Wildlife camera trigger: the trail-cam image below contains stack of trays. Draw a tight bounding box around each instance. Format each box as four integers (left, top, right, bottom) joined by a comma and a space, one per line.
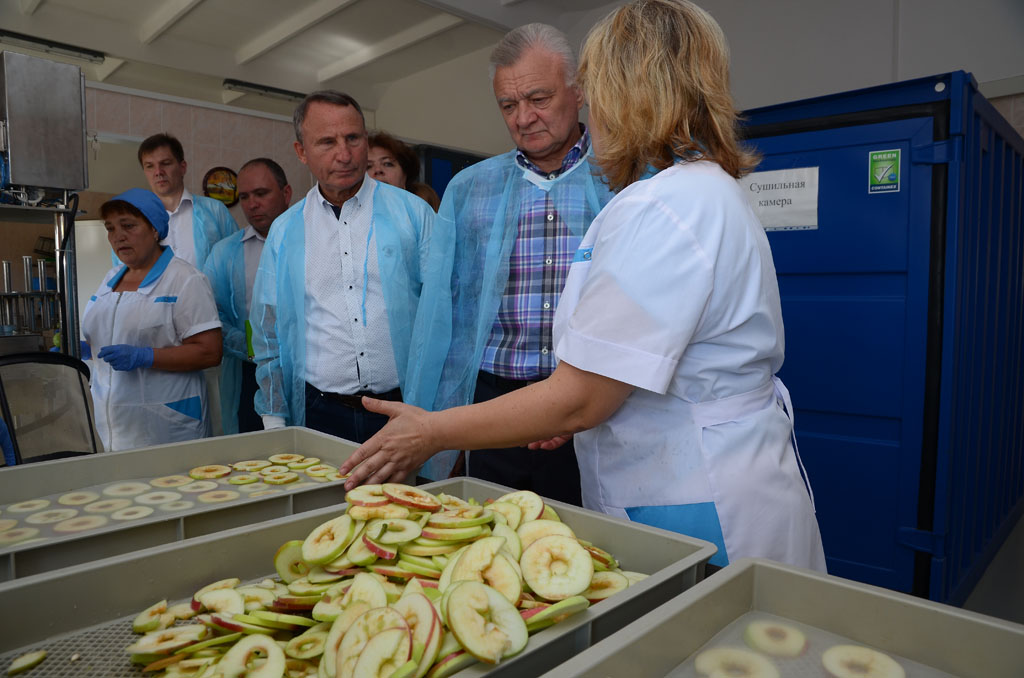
0, 427, 374, 581
0, 478, 716, 678
537, 558, 1024, 678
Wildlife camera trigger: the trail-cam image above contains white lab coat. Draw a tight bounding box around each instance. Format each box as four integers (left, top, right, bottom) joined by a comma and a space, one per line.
553, 160, 826, 571
83, 248, 221, 452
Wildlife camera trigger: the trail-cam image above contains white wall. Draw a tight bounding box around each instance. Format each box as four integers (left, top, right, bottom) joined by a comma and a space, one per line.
374, 45, 512, 156
565, 0, 1024, 110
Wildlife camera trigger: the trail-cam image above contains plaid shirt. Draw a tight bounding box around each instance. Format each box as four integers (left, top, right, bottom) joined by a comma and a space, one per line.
480, 126, 591, 380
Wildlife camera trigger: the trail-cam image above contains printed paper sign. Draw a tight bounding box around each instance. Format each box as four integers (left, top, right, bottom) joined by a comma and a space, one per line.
739, 167, 819, 231
869, 149, 901, 193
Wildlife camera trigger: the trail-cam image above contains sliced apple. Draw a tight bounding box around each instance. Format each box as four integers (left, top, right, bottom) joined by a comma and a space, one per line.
348, 504, 411, 521
491, 524, 521, 562
287, 456, 321, 470
347, 533, 379, 567
218, 633, 287, 678
424, 649, 476, 678
132, 599, 168, 633
272, 594, 321, 611
250, 610, 318, 628
350, 627, 413, 678
486, 502, 522, 531
102, 481, 152, 496
232, 459, 273, 472
333, 607, 408, 678
288, 578, 336, 597
57, 490, 100, 506
191, 578, 241, 611
178, 481, 219, 494
436, 494, 471, 509
168, 602, 197, 620
6, 650, 47, 676
25, 508, 79, 525
392, 592, 442, 678
52, 515, 108, 532
744, 619, 807, 658
516, 519, 574, 551
399, 542, 462, 557
284, 629, 328, 660
305, 464, 337, 477
540, 504, 561, 522
228, 474, 261, 485
209, 612, 276, 636
125, 624, 209, 655
583, 544, 618, 570
363, 535, 399, 561
263, 471, 300, 485
419, 524, 485, 542
150, 474, 193, 488
383, 484, 442, 512
345, 485, 389, 507
426, 507, 493, 530
694, 647, 780, 678
173, 632, 242, 655
365, 518, 422, 546
275, 540, 312, 583
581, 570, 629, 604
520, 535, 593, 601
493, 491, 543, 523
188, 465, 233, 480
445, 581, 528, 664
303, 515, 357, 564
197, 588, 245, 616
520, 596, 589, 633
821, 645, 905, 678
83, 498, 131, 513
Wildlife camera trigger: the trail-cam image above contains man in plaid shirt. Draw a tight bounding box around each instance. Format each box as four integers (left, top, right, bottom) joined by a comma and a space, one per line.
406, 24, 614, 502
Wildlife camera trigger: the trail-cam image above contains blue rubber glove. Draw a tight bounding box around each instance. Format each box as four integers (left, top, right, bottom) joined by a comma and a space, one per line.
97, 344, 154, 371
80, 341, 92, 360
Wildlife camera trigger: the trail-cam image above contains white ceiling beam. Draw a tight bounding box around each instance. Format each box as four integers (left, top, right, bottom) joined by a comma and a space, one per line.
90, 57, 125, 82
139, 0, 206, 45
317, 13, 462, 82
235, 0, 359, 65
19, 0, 43, 16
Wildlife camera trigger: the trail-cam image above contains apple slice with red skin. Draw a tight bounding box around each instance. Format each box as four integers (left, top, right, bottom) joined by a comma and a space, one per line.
363, 533, 399, 560
391, 592, 442, 678
350, 626, 413, 678
132, 599, 168, 633
581, 570, 630, 604
209, 613, 276, 636
303, 514, 357, 565
419, 524, 486, 542
124, 624, 209, 655
333, 607, 409, 678
190, 577, 241, 611
425, 650, 477, 678
345, 484, 390, 507
493, 491, 544, 523
520, 595, 589, 633
383, 483, 443, 512
426, 507, 494, 530
445, 581, 528, 664
218, 633, 287, 678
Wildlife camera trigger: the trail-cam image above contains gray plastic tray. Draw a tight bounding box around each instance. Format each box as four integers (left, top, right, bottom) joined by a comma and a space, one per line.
0, 427, 370, 581
538, 558, 1024, 678
0, 477, 716, 678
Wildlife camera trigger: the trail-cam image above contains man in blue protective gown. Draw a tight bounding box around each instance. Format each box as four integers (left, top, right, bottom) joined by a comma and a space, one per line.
137, 133, 237, 271
405, 24, 615, 501
204, 159, 292, 434
250, 91, 434, 443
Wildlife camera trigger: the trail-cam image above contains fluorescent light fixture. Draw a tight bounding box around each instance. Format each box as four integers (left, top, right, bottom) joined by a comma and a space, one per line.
0, 29, 105, 64
223, 78, 306, 103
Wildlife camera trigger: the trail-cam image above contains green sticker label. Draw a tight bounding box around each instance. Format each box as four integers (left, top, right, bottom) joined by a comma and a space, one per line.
869, 149, 900, 194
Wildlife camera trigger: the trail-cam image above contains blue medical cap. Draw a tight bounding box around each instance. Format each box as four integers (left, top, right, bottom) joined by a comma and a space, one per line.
110, 188, 169, 240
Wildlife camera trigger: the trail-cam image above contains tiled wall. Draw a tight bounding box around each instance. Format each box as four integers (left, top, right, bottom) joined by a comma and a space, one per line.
990, 94, 1024, 140
85, 86, 313, 223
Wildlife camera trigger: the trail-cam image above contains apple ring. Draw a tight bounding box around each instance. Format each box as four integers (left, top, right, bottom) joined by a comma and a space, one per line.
197, 490, 240, 503
178, 481, 219, 494
135, 491, 183, 505
227, 473, 260, 485
111, 505, 155, 521
263, 472, 299, 485
58, 490, 100, 506
268, 453, 305, 465
25, 508, 79, 525
287, 457, 321, 469
7, 499, 50, 513
150, 474, 193, 488
188, 464, 233, 480
232, 459, 272, 472
304, 464, 337, 478
822, 645, 905, 678
83, 498, 132, 513
249, 489, 281, 497
158, 500, 195, 511
0, 527, 40, 545
102, 481, 151, 497
695, 647, 780, 678
519, 535, 593, 601
0, 518, 17, 532
53, 515, 108, 533
259, 464, 291, 476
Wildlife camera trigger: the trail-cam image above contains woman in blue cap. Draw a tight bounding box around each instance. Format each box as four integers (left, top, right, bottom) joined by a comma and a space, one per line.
82, 188, 223, 451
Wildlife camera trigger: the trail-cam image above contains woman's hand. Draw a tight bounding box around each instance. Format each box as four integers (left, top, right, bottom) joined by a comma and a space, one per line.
527, 435, 572, 450
340, 398, 440, 489
97, 344, 154, 371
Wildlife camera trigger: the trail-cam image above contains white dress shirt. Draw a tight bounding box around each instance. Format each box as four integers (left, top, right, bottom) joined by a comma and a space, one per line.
241, 225, 266, 316
303, 179, 399, 394
162, 188, 197, 267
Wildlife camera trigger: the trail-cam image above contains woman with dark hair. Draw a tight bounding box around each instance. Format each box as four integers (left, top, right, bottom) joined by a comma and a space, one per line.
82, 188, 222, 451
367, 131, 441, 211
340, 0, 825, 570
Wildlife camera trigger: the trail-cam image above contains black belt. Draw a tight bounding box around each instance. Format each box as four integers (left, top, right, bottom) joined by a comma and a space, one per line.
306, 383, 402, 411
477, 370, 540, 392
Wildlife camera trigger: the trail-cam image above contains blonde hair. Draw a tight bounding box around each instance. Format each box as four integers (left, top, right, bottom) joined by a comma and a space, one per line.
579, 0, 758, 191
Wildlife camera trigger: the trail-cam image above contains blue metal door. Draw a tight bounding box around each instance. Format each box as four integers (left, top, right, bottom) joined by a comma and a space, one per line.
751, 117, 940, 592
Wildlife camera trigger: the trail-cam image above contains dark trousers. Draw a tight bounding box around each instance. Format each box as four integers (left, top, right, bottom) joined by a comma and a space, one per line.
303, 383, 392, 444
238, 361, 263, 434
467, 370, 583, 506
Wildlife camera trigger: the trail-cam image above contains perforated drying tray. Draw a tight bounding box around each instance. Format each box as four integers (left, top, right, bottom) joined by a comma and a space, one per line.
0, 478, 717, 678
537, 558, 1024, 678
0, 427, 381, 582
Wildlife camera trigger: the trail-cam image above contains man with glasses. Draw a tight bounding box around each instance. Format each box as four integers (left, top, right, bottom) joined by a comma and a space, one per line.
249, 91, 434, 442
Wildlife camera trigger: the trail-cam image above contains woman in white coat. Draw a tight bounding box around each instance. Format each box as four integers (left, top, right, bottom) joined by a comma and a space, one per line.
83, 188, 222, 452
338, 0, 825, 571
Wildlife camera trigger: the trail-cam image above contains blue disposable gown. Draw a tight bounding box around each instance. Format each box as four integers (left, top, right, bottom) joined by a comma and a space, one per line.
202, 229, 251, 435
405, 148, 615, 480
110, 194, 237, 271
250, 183, 434, 426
